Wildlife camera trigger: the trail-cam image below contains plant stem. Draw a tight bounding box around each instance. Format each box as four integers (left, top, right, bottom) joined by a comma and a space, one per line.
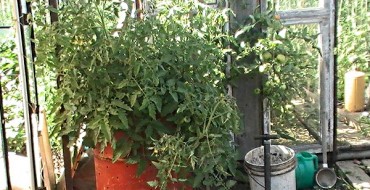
204, 99, 222, 164
96, 3, 109, 38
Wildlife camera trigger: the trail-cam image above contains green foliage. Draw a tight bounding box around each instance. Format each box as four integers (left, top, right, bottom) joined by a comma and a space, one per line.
358, 115, 370, 137
34, 0, 241, 188
0, 0, 12, 27
243, 0, 370, 141
336, 0, 370, 101
0, 36, 26, 153
234, 7, 320, 139
150, 96, 240, 189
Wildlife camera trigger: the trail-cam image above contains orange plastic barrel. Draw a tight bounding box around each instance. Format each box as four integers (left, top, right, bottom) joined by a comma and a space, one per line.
94, 146, 157, 190
94, 144, 192, 190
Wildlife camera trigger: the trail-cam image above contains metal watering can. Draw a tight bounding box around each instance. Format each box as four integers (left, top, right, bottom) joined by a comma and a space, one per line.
295, 152, 318, 189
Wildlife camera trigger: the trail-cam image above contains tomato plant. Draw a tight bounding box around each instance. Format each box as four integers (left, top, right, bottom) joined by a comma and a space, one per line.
34, 0, 241, 189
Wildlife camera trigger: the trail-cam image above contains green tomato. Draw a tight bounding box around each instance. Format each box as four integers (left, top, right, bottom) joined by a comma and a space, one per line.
262, 52, 272, 61
276, 54, 286, 63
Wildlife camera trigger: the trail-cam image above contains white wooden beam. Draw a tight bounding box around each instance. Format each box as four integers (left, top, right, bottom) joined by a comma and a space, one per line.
328, 0, 335, 151
278, 8, 329, 19
277, 0, 335, 153
277, 8, 329, 25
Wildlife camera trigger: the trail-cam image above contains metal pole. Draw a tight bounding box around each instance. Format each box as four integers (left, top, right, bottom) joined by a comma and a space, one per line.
263, 98, 271, 190
260, 1, 271, 189
331, 0, 338, 167
13, 0, 38, 189
263, 140, 271, 190
26, 0, 39, 116
0, 77, 12, 190
25, 0, 43, 186
224, 0, 236, 145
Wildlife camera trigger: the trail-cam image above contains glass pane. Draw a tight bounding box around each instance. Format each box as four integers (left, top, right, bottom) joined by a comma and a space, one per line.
336, 0, 370, 148
1, 26, 29, 188
271, 24, 321, 147
0, 0, 13, 26
0, 28, 14, 39
268, 0, 320, 10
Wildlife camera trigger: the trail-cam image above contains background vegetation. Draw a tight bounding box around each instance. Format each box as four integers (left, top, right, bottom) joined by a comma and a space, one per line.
0, 0, 26, 153
336, 0, 370, 101
0, 0, 62, 154
262, 0, 370, 144
0, 0, 12, 26
0, 36, 26, 153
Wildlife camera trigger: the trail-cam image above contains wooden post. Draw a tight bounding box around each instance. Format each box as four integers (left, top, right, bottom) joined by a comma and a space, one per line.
71, 146, 84, 177
47, 0, 73, 188
38, 110, 56, 190
230, 0, 263, 159
135, 0, 143, 20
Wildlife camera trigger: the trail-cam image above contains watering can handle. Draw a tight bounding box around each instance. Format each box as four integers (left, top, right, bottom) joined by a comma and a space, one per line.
313, 154, 319, 170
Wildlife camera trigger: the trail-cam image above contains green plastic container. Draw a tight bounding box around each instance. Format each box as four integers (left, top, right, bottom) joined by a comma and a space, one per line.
295, 152, 318, 190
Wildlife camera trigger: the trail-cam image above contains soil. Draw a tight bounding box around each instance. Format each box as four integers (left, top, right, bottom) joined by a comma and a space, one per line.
52, 149, 64, 178
247, 145, 293, 166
